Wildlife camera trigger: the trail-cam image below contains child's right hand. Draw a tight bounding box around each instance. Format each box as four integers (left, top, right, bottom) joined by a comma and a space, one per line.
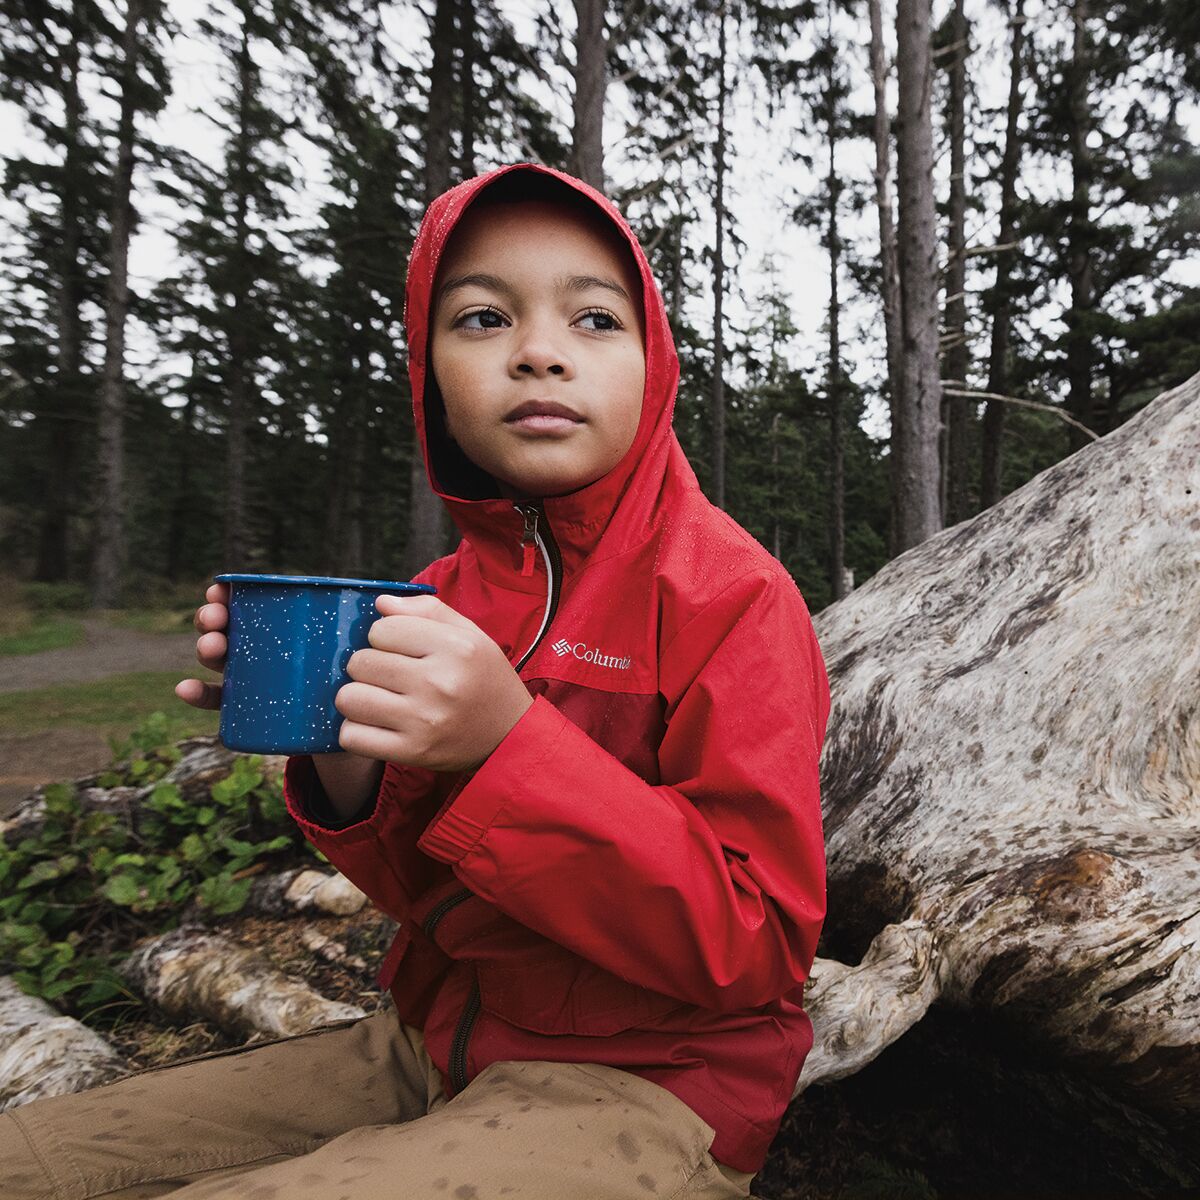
174, 581, 229, 711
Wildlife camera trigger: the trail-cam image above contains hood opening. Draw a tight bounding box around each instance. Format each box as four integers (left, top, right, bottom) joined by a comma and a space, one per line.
420, 167, 646, 505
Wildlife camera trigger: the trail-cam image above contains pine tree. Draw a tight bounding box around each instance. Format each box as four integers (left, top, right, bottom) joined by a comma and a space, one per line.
0, 0, 113, 581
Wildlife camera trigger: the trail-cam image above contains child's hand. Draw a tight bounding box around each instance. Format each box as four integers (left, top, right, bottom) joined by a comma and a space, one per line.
174, 582, 230, 710
335, 593, 534, 773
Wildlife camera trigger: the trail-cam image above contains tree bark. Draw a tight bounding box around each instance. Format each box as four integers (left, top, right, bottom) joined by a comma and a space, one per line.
710, 1, 729, 511
401, 0, 457, 582
0, 977, 126, 1110
458, 0, 476, 178
868, 0, 905, 562
941, 0, 970, 528
1064, 0, 1096, 454
36, 9, 86, 584
803, 369, 1200, 1121
120, 927, 365, 1038
570, 0, 607, 189
894, 0, 943, 550
824, 30, 846, 602
92, 0, 147, 609
223, 10, 255, 569
981, 0, 1026, 510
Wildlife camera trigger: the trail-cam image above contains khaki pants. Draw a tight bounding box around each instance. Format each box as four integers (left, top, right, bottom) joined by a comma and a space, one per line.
0, 1008, 755, 1199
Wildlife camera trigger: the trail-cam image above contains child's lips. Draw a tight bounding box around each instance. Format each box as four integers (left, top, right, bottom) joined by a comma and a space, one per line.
504, 401, 584, 434
506, 414, 583, 435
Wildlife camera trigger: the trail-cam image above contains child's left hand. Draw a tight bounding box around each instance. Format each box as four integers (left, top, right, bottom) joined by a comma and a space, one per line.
334, 592, 533, 773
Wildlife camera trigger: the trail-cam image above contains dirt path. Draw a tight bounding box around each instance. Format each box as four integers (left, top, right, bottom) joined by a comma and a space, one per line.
0, 618, 205, 816
0, 617, 199, 694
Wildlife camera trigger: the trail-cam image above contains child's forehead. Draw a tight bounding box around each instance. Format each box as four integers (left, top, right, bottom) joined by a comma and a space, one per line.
438, 198, 639, 284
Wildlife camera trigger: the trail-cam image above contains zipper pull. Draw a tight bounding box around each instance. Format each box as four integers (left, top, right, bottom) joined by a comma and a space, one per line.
517, 504, 538, 577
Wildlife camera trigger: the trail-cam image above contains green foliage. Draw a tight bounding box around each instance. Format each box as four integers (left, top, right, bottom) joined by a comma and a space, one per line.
0, 713, 313, 1023
842, 1152, 939, 1200
21, 582, 91, 613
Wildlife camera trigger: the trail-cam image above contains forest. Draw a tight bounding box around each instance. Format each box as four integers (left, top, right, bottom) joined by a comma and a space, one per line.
2, 3, 1200, 1197
2, 0, 1196, 614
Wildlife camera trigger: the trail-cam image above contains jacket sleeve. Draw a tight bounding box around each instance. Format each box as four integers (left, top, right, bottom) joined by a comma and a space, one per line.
416, 567, 831, 1012
283, 756, 447, 924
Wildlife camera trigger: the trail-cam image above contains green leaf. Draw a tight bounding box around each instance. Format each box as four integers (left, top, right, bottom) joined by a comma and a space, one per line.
195, 806, 216, 826
179, 834, 207, 863
16, 855, 79, 890
197, 873, 252, 916
102, 875, 142, 906
42, 784, 77, 816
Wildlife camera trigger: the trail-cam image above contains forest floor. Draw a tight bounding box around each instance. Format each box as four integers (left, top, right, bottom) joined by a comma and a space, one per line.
0, 616, 210, 816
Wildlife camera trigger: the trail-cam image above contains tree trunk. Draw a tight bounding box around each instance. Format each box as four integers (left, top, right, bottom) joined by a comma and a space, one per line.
797, 370, 1200, 1124
868, 0, 905, 562
942, 0, 970, 528
981, 0, 1026, 510
570, 0, 607, 189
401, 0, 457, 582
223, 13, 255, 568
894, 0, 943, 550
458, 0, 476, 178
36, 14, 86, 584
710, 1, 728, 511
1064, 0, 1096, 454
825, 35, 846, 603
92, 0, 146, 609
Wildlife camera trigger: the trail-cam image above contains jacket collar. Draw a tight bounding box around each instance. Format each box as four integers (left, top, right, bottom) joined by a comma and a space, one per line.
404, 163, 687, 592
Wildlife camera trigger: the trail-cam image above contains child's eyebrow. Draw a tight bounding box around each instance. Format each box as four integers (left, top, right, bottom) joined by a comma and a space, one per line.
436, 272, 633, 306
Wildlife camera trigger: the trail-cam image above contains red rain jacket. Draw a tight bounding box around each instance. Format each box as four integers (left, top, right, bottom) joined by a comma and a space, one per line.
283, 162, 830, 1173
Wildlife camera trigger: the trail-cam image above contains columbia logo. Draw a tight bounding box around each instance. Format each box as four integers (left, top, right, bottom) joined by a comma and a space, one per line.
552, 638, 632, 670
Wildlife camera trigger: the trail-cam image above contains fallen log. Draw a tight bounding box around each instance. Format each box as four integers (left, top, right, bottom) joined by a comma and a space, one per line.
245, 868, 368, 917
0, 976, 127, 1110
800, 369, 1200, 1119
119, 926, 366, 1039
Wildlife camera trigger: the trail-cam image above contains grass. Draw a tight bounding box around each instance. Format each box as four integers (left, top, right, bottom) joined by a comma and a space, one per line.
0, 672, 220, 737
0, 616, 85, 656
97, 608, 197, 635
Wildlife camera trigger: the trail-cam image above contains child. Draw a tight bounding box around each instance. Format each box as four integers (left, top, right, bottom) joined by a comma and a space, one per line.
0, 164, 830, 1199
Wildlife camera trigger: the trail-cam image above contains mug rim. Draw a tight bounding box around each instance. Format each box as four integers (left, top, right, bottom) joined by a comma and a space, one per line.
213, 573, 437, 593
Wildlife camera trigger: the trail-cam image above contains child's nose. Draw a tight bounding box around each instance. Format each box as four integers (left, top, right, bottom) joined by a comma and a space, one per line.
509, 326, 574, 379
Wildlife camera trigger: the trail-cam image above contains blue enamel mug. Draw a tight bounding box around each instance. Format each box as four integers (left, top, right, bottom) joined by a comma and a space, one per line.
214, 573, 437, 755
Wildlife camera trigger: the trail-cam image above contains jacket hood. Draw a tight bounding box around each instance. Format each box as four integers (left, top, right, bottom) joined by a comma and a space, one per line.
404, 163, 691, 589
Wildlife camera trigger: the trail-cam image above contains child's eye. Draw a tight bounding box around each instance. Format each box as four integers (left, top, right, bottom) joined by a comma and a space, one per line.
575, 309, 622, 333
457, 307, 508, 331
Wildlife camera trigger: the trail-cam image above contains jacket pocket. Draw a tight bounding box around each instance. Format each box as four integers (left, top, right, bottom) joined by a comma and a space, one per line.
476, 952, 684, 1037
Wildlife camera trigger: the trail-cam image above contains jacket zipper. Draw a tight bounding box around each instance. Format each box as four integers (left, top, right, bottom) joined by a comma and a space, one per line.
512, 501, 562, 671
441, 502, 562, 1096
421, 887, 472, 938
423, 887, 476, 1093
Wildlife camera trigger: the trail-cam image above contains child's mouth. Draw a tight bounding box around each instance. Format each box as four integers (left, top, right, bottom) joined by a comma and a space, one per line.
507, 414, 583, 434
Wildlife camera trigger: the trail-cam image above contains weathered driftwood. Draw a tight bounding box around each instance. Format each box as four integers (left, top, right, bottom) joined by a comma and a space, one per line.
299, 928, 369, 974
0, 976, 127, 1110
120, 927, 366, 1038
799, 369, 1200, 1119
797, 919, 938, 1091
246, 868, 368, 917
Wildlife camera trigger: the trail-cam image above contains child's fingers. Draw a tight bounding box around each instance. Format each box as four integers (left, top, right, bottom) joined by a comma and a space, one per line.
196, 630, 227, 672
205, 581, 230, 606
194, 602, 227, 634
175, 678, 222, 710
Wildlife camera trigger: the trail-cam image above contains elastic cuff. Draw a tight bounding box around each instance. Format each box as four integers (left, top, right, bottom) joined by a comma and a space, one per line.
416, 696, 565, 863
283, 755, 379, 836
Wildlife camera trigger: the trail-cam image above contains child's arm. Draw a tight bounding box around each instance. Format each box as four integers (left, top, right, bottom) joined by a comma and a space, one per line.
415, 567, 830, 1013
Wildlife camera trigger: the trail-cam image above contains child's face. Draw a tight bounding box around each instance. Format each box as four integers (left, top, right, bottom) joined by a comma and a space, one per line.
429, 199, 646, 500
